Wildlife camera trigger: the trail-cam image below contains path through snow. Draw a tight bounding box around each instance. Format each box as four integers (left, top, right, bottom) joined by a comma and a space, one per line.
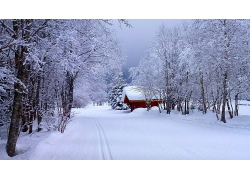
1, 104, 250, 160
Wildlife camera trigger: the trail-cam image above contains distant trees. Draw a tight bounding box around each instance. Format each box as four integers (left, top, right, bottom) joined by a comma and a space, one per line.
130, 19, 250, 122
0, 19, 127, 157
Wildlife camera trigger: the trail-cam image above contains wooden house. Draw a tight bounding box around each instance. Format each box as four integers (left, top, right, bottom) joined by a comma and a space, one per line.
122, 86, 162, 112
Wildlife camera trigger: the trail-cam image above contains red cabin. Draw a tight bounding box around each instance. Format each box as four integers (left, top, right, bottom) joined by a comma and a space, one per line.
122, 86, 162, 112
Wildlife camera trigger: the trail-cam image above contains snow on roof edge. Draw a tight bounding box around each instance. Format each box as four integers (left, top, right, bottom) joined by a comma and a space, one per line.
122, 86, 145, 101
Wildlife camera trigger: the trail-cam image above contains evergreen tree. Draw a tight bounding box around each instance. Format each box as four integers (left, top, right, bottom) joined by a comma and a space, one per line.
108, 74, 128, 110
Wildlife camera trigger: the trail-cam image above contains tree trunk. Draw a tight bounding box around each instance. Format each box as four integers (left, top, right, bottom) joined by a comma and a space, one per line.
6, 20, 22, 157
65, 72, 74, 118
36, 75, 42, 131
166, 103, 171, 114
183, 98, 188, 115
221, 20, 230, 123
217, 99, 221, 114
163, 99, 166, 110
146, 99, 151, 111
229, 94, 234, 118
214, 103, 220, 120
157, 102, 161, 113
211, 91, 216, 113
234, 94, 239, 116
28, 76, 36, 134
186, 100, 189, 114
200, 74, 207, 114
6, 83, 24, 156
166, 97, 171, 114
6, 19, 33, 157
171, 101, 175, 110
59, 72, 75, 133
21, 112, 28, 132
177, 98, 182, 112
6, 49, 26, 156
226, 99, 233, 119
221, 72, 227, 123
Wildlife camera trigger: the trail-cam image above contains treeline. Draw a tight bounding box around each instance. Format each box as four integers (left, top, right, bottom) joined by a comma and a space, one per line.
130, 20, 250, 122
0, 19, 127, 156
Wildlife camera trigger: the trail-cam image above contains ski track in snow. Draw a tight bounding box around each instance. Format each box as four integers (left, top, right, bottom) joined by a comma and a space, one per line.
28, 114, 113, 160
93, 118, 113, 160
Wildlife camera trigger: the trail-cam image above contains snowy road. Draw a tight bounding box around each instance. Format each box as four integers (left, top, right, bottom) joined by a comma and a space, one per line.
29, 116, 112, 160
26, 105, 250, 160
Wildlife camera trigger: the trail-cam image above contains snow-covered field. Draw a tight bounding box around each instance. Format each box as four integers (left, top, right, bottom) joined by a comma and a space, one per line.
1, 101, 250, 160
1, 102, 250, 179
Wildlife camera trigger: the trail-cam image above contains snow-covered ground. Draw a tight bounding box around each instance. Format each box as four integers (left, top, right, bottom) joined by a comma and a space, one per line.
1, 101, 250, 160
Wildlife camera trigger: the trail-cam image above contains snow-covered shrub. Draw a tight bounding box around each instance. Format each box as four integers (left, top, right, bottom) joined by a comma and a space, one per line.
39, 110, 57, 131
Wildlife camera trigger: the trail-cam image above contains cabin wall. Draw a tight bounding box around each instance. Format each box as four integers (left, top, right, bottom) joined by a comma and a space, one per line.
130, 101, 146, 111
129, 101, 160, 112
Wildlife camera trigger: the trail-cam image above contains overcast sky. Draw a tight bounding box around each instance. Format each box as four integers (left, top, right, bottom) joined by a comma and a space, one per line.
112, 19, 185, 81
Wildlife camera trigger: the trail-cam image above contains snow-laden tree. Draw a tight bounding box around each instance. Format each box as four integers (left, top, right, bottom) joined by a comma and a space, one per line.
108, 73, 128, 110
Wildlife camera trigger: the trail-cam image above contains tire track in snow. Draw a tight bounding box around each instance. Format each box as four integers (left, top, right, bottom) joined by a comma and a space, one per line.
93, 118, 113, 160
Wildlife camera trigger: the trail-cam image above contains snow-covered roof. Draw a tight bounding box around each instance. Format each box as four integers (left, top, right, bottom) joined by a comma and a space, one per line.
122, 86, 145, 101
